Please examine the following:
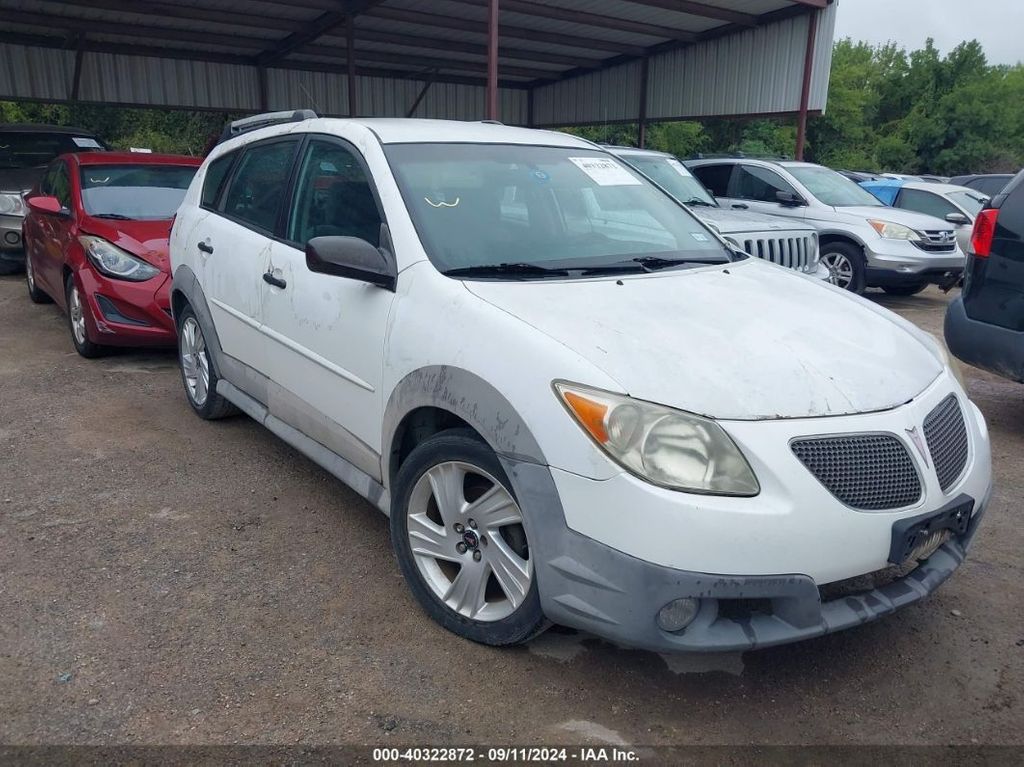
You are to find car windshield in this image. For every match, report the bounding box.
[80,164,198,220]
[619,155,718,207]
[0,132,105,169]
[787,165,883,207]
[384,143,729,277]
[948,190,988,217]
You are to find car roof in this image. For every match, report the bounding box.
[0,123,99,136]
[216,117,597,152]
[902,181,987,196]
[72,151,202,166]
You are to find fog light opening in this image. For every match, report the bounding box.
[656,597,700,633]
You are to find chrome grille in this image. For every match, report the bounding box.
[912,230,958,253]
[792,434,922,510]
[924,395,969,492]
[740,233,817,272]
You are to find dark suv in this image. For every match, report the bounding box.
[945,169,1024,382]
[0,124,108,274]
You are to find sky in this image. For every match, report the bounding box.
[833,0,1024,65]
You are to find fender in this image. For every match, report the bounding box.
[170,265,225,377]
[381,365,548,484]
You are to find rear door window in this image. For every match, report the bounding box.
[690,164,734,197]
[222,139,299,234]
[896,189,958,219]
[732,165,798,203]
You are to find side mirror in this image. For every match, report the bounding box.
[946,212,971,226]
[776,190,806,207]
[306,234,397,291]
[26,195,64,215]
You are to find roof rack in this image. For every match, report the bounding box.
[690,152,793,161]
[217,109,318,144]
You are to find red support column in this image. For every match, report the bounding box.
[487,0,499,120]
[638,56,649,148]
[794,9,819,161]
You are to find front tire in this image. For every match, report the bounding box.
[390,429,547,646]
[25,252,51,304]
[820,242,866,294]
[177,306,236,420]
[65,273,105,358]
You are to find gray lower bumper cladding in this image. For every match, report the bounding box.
[506,459,989,654]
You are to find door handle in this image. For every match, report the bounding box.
[197,241,214,254]
[263,271,287,289]
[732,203,749,210]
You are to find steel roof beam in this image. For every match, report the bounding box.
[41,0,308,34]
[258,1,386,66]
[618,0,759,26]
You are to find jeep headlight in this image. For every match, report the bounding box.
[555,382,759,496]
[868,219,921,241]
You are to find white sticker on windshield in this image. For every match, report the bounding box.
[667,158,693,178]
[568,157,642,186]
[690,232,710,242]
[73,137,102,149]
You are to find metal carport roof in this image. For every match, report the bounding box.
[0,0,837,154]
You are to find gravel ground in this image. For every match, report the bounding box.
[0,275,1021,748]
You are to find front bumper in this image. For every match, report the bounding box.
[945,295,1024,383]
[509,375,992,652]
[863,238,965,285]
[78,266,176,347]
[0,213,25,265]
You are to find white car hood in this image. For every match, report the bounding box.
[698,207,815,235]
[466,260,942,420]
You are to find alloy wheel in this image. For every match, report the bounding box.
[821,251,853,289]
[406,461,532,622]
[68,285,87,345]
[179,316,210,406]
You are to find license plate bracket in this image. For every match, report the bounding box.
[888,495,974,565]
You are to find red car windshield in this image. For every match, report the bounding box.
[80,164,198,220]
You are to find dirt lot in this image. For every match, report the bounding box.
[1,274,1022,748]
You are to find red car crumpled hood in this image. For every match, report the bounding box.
[80,217,174,274]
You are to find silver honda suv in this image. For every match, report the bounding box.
[687,158,965,295]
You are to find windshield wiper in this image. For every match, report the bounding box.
[92,213,134,220]
[681,198,714,207]
[442,262,570,279]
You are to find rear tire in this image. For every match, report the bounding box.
[65,273,106,358]
[390,428,548,646]
[820,242,866,294]
[177,305,236,420]
[25,252,51,304]
[883,283,928,297]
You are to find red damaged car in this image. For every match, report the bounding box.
[22,152,201,357]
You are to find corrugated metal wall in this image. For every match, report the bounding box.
[0,41,528,122]
[533,2,837,126]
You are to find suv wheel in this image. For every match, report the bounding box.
[820,242,865,294]
[391,429,547,646]
[65,273,105,358]
[25,252,51,304]
[177,306,236,419]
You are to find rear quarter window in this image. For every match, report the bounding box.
[201,153,235,209]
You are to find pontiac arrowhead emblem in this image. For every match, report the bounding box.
[906,426,930,468]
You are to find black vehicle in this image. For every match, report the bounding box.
[949,174,1015,198]
[945,169,1024,382]
[0,124,108,274]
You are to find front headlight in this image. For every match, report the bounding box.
[555,382,760,496]
[868,219,921,241]
[79,235,160,281]
[0,191,26,217]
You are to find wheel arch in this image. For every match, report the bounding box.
[382,366,547,491]
[817,231,867,252]
[170,265,226,377]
